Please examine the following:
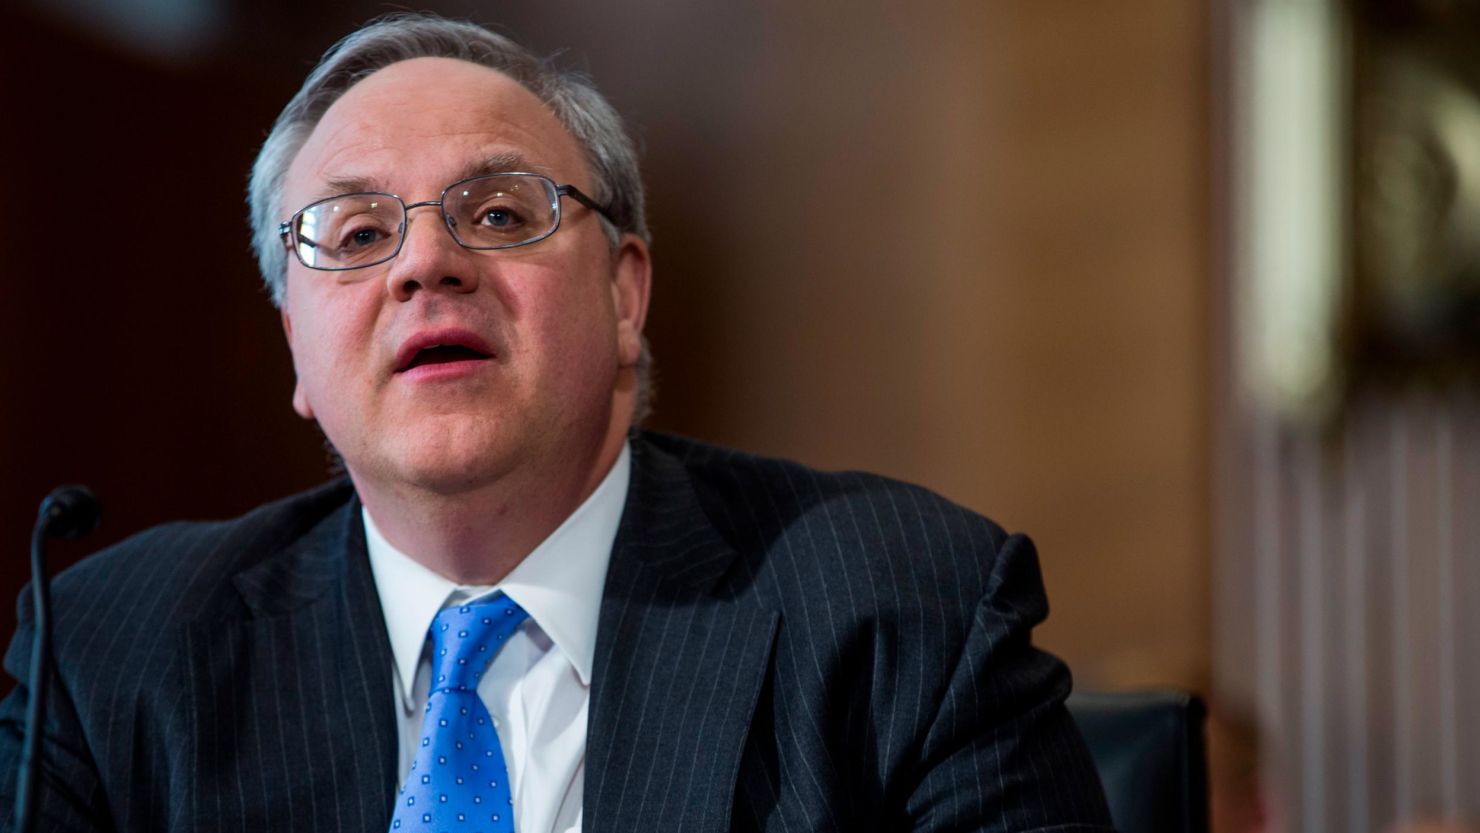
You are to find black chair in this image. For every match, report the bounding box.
[1067,689,1209,833]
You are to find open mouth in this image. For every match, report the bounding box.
[403,344,492,370]
[394,329,497,374]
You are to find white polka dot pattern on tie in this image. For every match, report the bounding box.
[388,593,528,833]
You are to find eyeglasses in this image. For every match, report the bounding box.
[278,172,615,271]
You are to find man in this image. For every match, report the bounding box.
[0,14,1113,833]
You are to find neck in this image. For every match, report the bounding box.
[353,414,631,586]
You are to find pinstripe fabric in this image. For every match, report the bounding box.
[587,435,1113,833]
[0,432,1112,833]
[0,480,398,832]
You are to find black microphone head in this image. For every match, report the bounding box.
[38,485,101,539]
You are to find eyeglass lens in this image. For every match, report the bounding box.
[289,175,562,270]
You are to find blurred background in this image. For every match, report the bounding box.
[2,0,1477,831]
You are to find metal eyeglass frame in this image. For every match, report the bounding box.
[277,171,617,271]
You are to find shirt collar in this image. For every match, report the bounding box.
[365,443,631,704]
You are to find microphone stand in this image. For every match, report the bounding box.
[13,487,99,833]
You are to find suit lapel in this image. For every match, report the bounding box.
[176,446,776,832]
[180,492,399,831]
[586,437,780,833]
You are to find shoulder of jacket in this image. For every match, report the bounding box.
[50,478,355,611]
[634,430,1012,566]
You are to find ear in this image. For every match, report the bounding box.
[281,308,316,421]
[610,234,652,368]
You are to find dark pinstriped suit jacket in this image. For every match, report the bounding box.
[0,432,1113,832]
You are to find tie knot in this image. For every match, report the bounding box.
[428,594,529,693]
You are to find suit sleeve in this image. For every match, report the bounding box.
[904,532,1115,833]
[0,587,113,832]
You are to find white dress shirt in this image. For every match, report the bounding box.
[364,444,630,833]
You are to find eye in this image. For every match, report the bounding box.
[480,204,526,229]
[339,224,390,252]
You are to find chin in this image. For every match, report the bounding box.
[403,441,522,496]
[348,422,523,497]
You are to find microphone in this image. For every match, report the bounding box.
[38,486,101,540]
[14,486,101,833]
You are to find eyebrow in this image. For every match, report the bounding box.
[313,152,554,202]
[454,152,550,182]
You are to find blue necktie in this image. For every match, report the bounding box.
[390,594,529,832]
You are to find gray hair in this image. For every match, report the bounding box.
[248,13,653,421]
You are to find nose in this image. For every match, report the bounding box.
[384,201,481,302]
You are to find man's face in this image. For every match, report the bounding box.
[279,57,650,498]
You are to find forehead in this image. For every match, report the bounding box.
[283,57,588,207]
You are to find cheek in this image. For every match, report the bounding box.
[287,287,381,398]
[508,253,619,350]
[544,280,620,366]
